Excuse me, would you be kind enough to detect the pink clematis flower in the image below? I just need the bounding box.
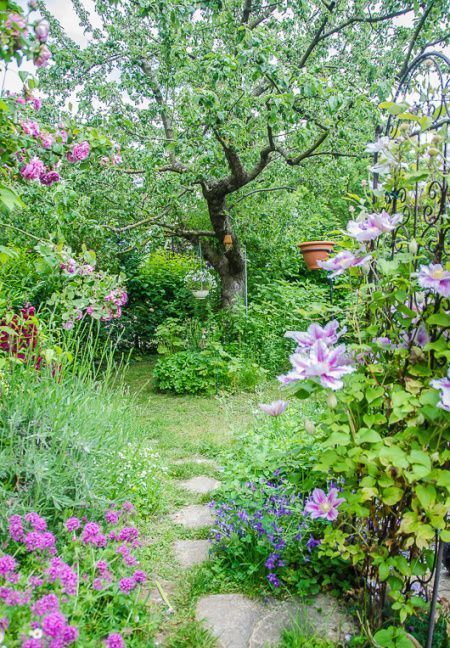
[417,264,450,298]
[431,370,450,412]
[347,210,402,242]
[258,400,288,416]
[304,487,345,521]
[285,320,345,349]
[317,250,372,277]
[279,340,355,391]
[20,157,45,180]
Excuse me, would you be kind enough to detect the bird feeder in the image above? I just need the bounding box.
[223,234,233,251]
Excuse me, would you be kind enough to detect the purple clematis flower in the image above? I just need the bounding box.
[258,400,288,416]
[431,370,450,412]
[347,211,402,242]
[304,488,345,521]
[317,250,372,277]
[285,320,345,349]
[417,264,450,298]
[279,340,355,391]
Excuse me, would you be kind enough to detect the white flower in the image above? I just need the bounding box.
[29,629,43,639]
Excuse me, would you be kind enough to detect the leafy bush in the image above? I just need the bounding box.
[153,344,265,394]
[0,505,154,646]
[118,250,202,351]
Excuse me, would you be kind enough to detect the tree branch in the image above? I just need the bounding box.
[275,131,329,165]
[212,128,247,181]
[241,0,252,24]
[317,6,414,43]
[230,185,294,209]
[298,2,336,69]
[397,0,436,80]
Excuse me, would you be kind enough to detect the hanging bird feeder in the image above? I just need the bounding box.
[223,234,233,251]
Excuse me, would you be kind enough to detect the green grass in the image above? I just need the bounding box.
[123,359,279,646]
[276,622,337,647]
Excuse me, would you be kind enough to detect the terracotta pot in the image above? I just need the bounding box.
[298,240,335,271]
[192,289,210,299]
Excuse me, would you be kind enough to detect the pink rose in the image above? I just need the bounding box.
[40,170,60,186]
[34,20,49,43]
[21,157,45,180]
[34,44,51,68]
[40,134,54,149]
[67,141,90,163]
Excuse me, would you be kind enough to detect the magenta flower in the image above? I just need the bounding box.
[304,487,345,521]
[24,531,56,553]
[8,515,24,541]
[105,510,120,525]
[40,170,60,186]
[0,554,17,578]
[22,640,42,648]
[62,321,74,331]
[133,570,146,584]
[279,340,355,391]
[34,19,49,42]
[34,44,52,68]
[347,210,402,242]
[42,612,66,638]
[40,134,54,149]
[21,120,40,137]
[67,140,90,163]
[285,320,345,349]
[64,517,80,532]
[25,512,47,531]
[317,250,371,277]
[105,633,125,648]
[32,593,59,616]
[63,626,79,644]
[258,400,288,416]
[431,370,450,412]
[417,264,450,298]
[46,558,77,595]
[16,96,26,105]
[30,96,42,110]
[119,577,135,594]
[20,157,45,181]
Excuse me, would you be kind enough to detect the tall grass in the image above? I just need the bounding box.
[0,327,142,529]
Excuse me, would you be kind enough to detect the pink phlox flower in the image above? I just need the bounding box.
[133,570,146,584]
[416,264,450,298]
[121,501,135,514]
[21,157,45,181]
[46,558,77,595]
[285,320,345,349]
[280,340,355,391]
[22,640,42,648]
[258,400,288,416]
[431,370,450,412]
[29,576,44,588]
[25,512,47,532]
[304,487,345,521]
[64,517,80,532]
[0,554,17,578]
[119,577,135,594]
[24,531,56,554]
[0,586,31,606]
[105,510,120,525]
[317,250,372,277]
[32,593,59,616]
[105,633,125,648]
[118,527,139,543]
[42,612,66,638]
[8,515,24,541]
[66,141,90,163]
[92,578,104,591]
[62,626,78,645]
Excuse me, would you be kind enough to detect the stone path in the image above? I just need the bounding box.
[179,475,221,494]
[170,503,215,529]
[173,539,210,568]
[195,593,355,648]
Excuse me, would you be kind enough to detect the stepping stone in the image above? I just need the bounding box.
[146,579,176,608]
[196,593,356,648]
[173,539,210,568]
[179,476,221,494]
[170,504,214,529]
[197,594,263,648]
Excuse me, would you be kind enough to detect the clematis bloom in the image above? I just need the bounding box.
[417,264,450,298]
[304,487,345,521]
[258,400,288,416]
[317,250,371,277]
[431,371,450,412]
[285,320,345,349]
[347,210,402,242]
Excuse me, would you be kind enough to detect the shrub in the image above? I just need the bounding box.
[118,250,202,351]
[0,505,154,646]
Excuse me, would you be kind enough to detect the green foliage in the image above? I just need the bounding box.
[119,250,200,350]
[277,624,337,648]
[153,343,264,394]
[0,346,151,523]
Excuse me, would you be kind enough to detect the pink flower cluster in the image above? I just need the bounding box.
[1,505,145,646]
[20,156,60,186]
[66,141,90,163]
[280,321,354,391]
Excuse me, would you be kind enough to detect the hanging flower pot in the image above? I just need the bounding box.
[192,289,210,299]
[298,241,335,271]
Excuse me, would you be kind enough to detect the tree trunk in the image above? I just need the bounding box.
[203,193,246,309]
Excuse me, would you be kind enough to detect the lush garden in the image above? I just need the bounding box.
[0,1,449,646]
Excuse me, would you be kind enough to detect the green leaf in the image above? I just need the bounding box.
[415,484,436,508]
[366,386,384,404]
[427,313,450,327]
[378,101,408,115]
[382,486,403,505]
[356,428,382,444]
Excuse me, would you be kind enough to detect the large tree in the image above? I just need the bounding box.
[39,0,448,307]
